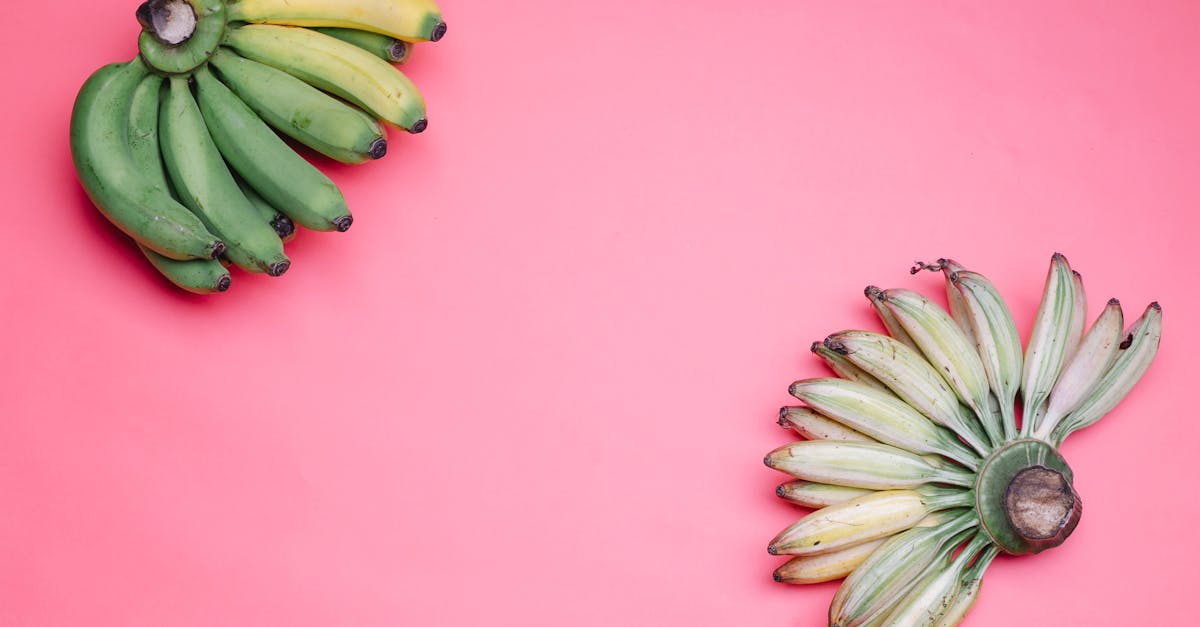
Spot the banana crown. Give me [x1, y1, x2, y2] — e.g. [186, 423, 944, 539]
[766, 254, 1162, 626]
[71, 0, 446, 292]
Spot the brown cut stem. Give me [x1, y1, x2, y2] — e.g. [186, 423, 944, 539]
[142, 0, 197, 46]
[1003, 465, 1082, 552]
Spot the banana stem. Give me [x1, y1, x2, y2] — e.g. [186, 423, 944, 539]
[137, 0, 197, 46]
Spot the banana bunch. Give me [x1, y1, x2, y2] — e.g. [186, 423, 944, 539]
[69, 0, 446, 293]
[765, 254, 1162, 626]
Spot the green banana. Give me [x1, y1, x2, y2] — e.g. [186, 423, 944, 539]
[226, 0, 447, 43]
[236, 175, 296, 243]
[208, 47, 387, 164]
[69, 58, 222, 261]
[126, 70, 231, 293]
[312, 27, 411, 63]
[159, 75, 289, 276]
[224, 23, 427, 132]
[193, 64, 352, 232]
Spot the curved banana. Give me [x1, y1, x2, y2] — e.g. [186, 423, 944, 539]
[159, 75, 289, 276]
[69, 58, 222, 261]
[208, 47, 387, 164]
[312, 26, 411, 63]
[829, 512, 976, 627]
[193, 65, 352, 232]
[126, 70, 231, 293]
[224, 24, 427, 132]
[789, 378, 979, 468]
[1053, 301, 1162, 443]
[776, 481, 874, 509]
[822, 331, 991, 456]
[769, 489, 971, 556]
[950, 269, 1023, 440]
[226, 0, 447, 43]
[1020, 253, 1079, 434]
[880, 288, 998, 443]
[236, 175, 296, 243]
[778, 406, 876, 443]
[773, 539, 885, 585]
[764, 441, 975, 491]
[1031, 299, 1123, 440]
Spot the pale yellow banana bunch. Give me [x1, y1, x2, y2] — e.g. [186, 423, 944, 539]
[764, 254, 1162, 626]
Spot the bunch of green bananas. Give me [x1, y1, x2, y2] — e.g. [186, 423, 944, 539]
[765, 254, 1162, 626]
[69, 0, 446, 293]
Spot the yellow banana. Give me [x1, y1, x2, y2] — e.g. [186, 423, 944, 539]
[226, 0, 447, 42]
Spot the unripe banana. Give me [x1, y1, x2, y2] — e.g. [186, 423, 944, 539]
[193, 65, 352, 232]
[932, 545, 998, 627]
[226, 0, 447, 43]
[236, 175, 296, 243]
[125, 69, 230, 293]
[1020, 253, 1079, 434]
[949, 269, 1023, 440]
[829, 511, 976, 627]
[789, 378, 979, 468]
[877, 533, 991, 626]
[764, 441, 975, 490]
[69, 59, 222, 261]
[822, 331, 991, 456]
[224, 24, 427, 132]
[312, 27, 411, 63]
[880, 287, 998, 444]
[159, 75, 289, 275]
[208, 47, 387, 164]
[1053, 302, 1162, 443]
[1031, 298, 1123, 440]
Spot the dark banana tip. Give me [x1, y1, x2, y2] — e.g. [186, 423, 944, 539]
[1107, 297, 1121, 306]
[216, 275, 231, 292]
[763, 455, 773, 468]
[409, 118, 428, 134]
[766, 545, 778, 556]
[430, 21, 447, 42]
[272, 216, 295, 239]
[864, 285, 885, 302]
[333, 215, 353, 232]
[775, 485, 786, 498]
[368, 137, 388, 160]
[777, 407, 790, 427]
[1150, 301, 1161, 311]
[209, 241, 226, 260]
[388, 42, 408, 63]
[267, 260, 290, 277]
[823, 336, 847, 355]
[772, 571, 782, 583]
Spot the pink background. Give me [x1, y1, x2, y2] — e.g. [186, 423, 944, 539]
[2, 1, 1197, 624]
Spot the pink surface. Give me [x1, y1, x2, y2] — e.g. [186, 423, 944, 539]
[2, 1, 1198, 625]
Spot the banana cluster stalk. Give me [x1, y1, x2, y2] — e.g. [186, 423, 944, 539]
[765, 254, 1162, 626]
[70, 0, 446, 293]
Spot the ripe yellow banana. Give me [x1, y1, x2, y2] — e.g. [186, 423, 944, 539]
[224, 23, 427, 132]
[226, 0, 447, 42]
